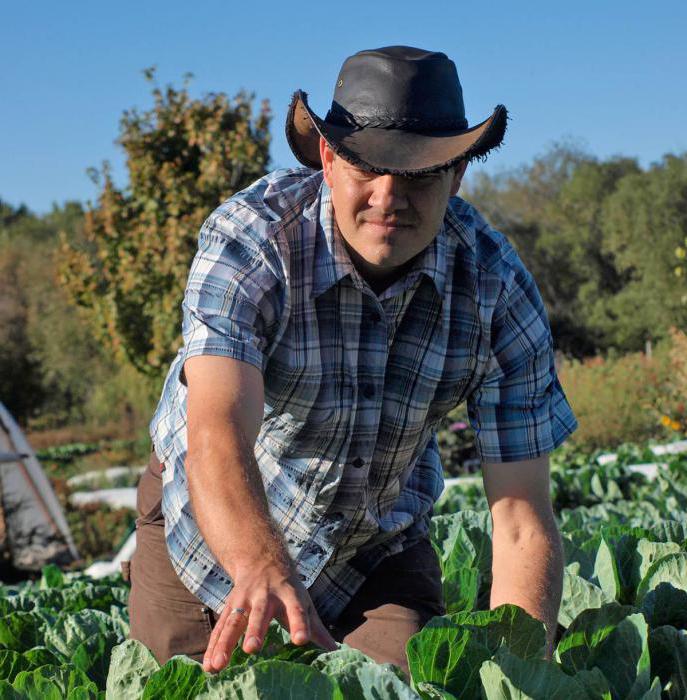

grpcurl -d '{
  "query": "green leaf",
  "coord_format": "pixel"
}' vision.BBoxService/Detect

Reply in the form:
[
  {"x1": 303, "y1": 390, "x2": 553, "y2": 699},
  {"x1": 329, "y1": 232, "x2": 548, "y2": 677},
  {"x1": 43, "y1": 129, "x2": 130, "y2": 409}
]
[
  {"x1": 40, "y1": 565, "x2": 65, "y2": 590},
  {"x1": 106, "y1": 639, "x2": 160, "y2": 699},
  {"x1": 0, "y1": 612, "x2": 45, "y2": 652},
  {"x1": 586, "y1": 613, "x2": 651, "y2": 700},
  {"x1": 406, "y1": 620, "x2": 482, "y2": 698},
  {"x1": 559, "y1": 569, "x2": 614, "y2": 628},
  {"x1": 574, "y1": 668, "x2": 613, "y2": 700},
  {"x1": 593, "y1": 537, "x2": 621, "y2": 600},
  {"x1": 556, "y1": 602, "x2": 636, "y2": 674},
  {"x1": 197, "y1": 659, "x2": 344, "y2": 699},
  {"x1": 23, "y1": 646, "x2": 61, "y2": 668},
  {"x1": 0, "y1": 595, "x2": 34, "y2": 616},
  {"x1": 636, "y1": 552, "x2": 687, "y2": 604},
  {"x1": 0, "y1": 650, "x2": 32, "y2": 683},
  {"x1": 141, "y1": 656, "x2": 207, "y2": 699},
  {"x1": 648, "y1": 625, "x2": 687, "y2": 698},
  {"x1": 415, "y1": 682, "x2": 459, "y2": 699},
  {"x1": 13, "y1": 665, "x2": 98, "y2": 698},
  {"x1": 635, "y1": 540, "x2": 682, "y2": 584},
  {"x1": 313, "y1": 646, "x2": 415, "y2": 698},
  {"x1": 636, "y1": 676, "x2": 662, "y2": 699},
  {"x1": 72, "y1": 631, "x2": 121, "y2": 687},
  {"x1": 28, "y1": 589, "x2": 66, "y2": 612},
  {"x1": 44, "y1": 610, "x2": 125, "y2": 660},
  {"x1": 430, "y1": 511, "x2": 492, "y2": 587},
  {"x1": 479, "y1": 646, "x2": 609, "y2": 700},
  {"x1": 0, "y1": 679, "x2": 21, "y2": 699},
  {"x1": 562, "y1": 534, "x2": 598, "y2": 580},
  {"x1": 447, "y1": 605, "x2": 547, "y2": 660},
  {"x1": 442, "y1": 565, "x2": 479, "y2": 615},
  {"x1": 646, "y1": 520, "x2": 687, "y2": 544},
  {"x1": 228, "y1": 619, "x2": 322, "y2": 667},
  {"x1": 62, "y1": 584, "x2": 123, "y2": 615},
  {"x1": 355, "y1": 663, "x2": 420, "y2": 699},
  {"x1": 640, "y1": 582, "x2": 687, "y2": 628}
]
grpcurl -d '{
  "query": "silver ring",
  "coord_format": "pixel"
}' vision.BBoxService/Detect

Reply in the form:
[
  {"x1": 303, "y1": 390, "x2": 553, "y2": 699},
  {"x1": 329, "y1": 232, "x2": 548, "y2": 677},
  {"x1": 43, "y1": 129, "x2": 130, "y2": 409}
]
[{"x1": 230, "y1": 607, "x2": 249, "y2": 621}]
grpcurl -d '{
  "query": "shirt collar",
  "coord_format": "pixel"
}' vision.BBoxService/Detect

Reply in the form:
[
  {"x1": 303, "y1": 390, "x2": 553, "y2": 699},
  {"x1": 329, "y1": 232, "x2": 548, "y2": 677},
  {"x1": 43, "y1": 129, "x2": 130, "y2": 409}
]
[
  {"x1": 310, "y1": 179, "x2": 448, "y2": 305},
  {"x1": 310, "y1": 181, "x2": 357, "y2": 299}
]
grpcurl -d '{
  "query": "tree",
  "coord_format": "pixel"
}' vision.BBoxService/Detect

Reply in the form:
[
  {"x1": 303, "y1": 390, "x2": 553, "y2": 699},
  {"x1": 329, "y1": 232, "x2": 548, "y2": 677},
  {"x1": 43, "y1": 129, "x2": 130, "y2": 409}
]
[
  {"x1": 600, "y1": 153, "x2": 687, "y2": 347},
  {"x1": 57, "y1": 69, "x2": 272, "y2": 379},
  {"x1": 0, "y1": 200, "x2": 114, "y2": 427},
  {"x1": 0, "y1": 242, "x2": 44, "y2": 424},
  {"x1": 538, "y1": 155, "x2": 641, "y2": 354}
]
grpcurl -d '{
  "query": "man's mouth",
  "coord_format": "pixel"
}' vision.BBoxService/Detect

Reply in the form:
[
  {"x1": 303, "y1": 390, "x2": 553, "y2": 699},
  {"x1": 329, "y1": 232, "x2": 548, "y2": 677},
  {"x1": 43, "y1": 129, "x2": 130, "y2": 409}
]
[{"x1": 365, "y1": 220, "x2": 411, "y2": 231}]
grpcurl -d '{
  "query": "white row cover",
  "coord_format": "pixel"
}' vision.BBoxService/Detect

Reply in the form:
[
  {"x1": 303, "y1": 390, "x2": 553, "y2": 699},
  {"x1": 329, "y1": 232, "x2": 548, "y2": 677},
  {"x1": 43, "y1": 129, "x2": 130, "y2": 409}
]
[{"x1": 67, "y1": 465, "x2": 146, "y2": 488}]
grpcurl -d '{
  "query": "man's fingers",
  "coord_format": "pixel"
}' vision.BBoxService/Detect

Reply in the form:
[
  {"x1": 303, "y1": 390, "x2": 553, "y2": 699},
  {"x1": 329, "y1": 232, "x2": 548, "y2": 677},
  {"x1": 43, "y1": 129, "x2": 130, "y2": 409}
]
[
  {"x1": 242, "y1": 598, "x2": 273, "y2": 654},
  {"x1": 282, "y1": 595, "x2": 311, "y2": 646},
  {"x1": 203, "y1": 602, "x2": 249, "y2": 672},
  {"x1": 309, "y1": 614, "x2": 339, "y2": 651},
  {"x1": 203, "y1": 604, "x2": 228, "y2": 671}
]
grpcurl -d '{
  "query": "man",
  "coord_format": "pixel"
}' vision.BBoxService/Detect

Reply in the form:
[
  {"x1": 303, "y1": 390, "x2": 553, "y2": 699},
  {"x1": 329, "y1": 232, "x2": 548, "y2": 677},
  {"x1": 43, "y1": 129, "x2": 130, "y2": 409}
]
[{"x1": 127, "y1": 45, "x2": 578, "y2": 676}]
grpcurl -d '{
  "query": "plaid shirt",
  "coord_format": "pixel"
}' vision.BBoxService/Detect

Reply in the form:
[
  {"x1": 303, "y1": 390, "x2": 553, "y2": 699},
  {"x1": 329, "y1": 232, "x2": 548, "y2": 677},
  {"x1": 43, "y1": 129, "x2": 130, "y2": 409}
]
[{"x1": 149, "y1": 167, "x2": 578, "y2": 622}]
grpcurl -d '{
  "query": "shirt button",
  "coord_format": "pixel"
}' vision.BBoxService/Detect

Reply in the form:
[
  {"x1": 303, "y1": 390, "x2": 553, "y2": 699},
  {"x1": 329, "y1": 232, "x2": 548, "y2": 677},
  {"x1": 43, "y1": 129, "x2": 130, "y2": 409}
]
[
  {"x1": 363, "y1": 384, "x2": 375, "y2": 399},
  {"x1": 352, "y1": 457, "x2": 365, "y2": 468},
  {"x1": 369, "y1": 311, "x2": 382, "y2": 324}
]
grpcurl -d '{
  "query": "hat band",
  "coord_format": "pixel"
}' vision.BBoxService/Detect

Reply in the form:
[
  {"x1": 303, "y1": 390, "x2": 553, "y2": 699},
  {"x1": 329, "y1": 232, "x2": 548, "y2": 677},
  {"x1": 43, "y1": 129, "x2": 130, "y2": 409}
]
[{"x1": 325, "y1": 105, "x2": 468, "y2": 132}]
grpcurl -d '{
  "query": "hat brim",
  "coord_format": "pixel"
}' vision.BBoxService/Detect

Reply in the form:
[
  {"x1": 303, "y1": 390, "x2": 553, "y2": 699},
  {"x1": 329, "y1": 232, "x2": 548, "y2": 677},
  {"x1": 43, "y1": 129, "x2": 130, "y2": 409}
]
[{"x1": 286, "y1": 90, "x2": 508, "y2": 175}]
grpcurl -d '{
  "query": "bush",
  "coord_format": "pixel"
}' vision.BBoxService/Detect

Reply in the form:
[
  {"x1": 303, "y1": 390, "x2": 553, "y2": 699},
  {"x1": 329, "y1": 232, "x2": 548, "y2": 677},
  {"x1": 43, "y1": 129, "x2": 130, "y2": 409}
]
[
  {"x1": 557, "y1": 340, "x2": 675, "y2": 452},
  {"x1": 655, "y1": 326, "x2": 687, "y2": 434}
]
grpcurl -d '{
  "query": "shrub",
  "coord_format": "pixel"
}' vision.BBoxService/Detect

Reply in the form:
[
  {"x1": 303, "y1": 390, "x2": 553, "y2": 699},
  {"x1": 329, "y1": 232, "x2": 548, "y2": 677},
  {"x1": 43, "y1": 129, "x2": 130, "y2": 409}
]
[{"x1": 557, "y1": 341, "x2": 674, "y2": 451}]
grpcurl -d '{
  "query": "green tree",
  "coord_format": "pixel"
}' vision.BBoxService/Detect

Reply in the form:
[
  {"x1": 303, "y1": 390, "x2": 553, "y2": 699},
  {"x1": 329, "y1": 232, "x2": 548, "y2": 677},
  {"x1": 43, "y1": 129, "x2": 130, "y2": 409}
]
[
  {"x1": 57, "y1": 69, "x2": 272, "y2": 379},
  {"x1": 463, "y1": 144, "x2": 687, "y2": 357},
  {"x1": 538, "y1": 155, "x2": 641, "y2": 354},
  {"x1": 600, "y1": 153, "x2": 687, "y2": 347},
  {"x1": 0, "y1": 240, "x2": 45, "y2": 424},
  {"x1": 0, "y1": 199, "x2": 117, "y2": 427}
]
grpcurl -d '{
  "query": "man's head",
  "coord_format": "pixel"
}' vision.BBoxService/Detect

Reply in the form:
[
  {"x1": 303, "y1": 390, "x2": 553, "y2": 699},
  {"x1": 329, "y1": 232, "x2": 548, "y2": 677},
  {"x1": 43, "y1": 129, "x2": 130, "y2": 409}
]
[
  {"x1": 286, "y1": 44, "x2": 507, "y2": 288},
  {"x1": 320, "y1": 138, "x2": 467, "y2": 287},
  {"x1": 286, "y1": 45, "x2": 507, "y2": 176}
]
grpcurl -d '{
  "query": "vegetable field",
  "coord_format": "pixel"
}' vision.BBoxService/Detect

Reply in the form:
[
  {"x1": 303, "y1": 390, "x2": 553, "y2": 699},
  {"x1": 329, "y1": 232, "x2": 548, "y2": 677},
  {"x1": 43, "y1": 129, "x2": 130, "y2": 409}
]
[{"x1": 2, "y1": 441, "x2": 687, "y2": 698}]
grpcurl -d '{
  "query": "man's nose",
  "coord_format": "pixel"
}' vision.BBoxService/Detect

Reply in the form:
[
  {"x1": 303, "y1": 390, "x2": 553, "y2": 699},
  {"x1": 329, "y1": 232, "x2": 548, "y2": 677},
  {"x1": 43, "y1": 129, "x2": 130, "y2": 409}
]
[{"x1": 368, "y1": 174, "x2": 408, "y2": 213}]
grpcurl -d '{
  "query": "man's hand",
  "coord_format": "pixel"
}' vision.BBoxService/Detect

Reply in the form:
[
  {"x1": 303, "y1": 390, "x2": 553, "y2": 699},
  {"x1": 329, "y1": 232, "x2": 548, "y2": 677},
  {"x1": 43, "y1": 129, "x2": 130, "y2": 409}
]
[
  {"x1": 184, "y1": 354, "x2": 337, "y2": 674},
  {"x1": 203, "y1": 560, "x2": 337, "y2": 673},
  {"x1": 482, "y1": 454, "x2": 564, "y2": 660}
]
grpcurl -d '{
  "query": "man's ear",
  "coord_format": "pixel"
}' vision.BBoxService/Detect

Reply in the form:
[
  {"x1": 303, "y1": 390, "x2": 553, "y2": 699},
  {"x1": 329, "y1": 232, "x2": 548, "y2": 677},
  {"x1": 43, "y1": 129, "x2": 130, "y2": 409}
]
[
  {"x1": 320, "y1": 137, "x2": 335, "y2": 187},
  {"x1": 450, "y1": 159, "x2": 468, "y2": 196}
]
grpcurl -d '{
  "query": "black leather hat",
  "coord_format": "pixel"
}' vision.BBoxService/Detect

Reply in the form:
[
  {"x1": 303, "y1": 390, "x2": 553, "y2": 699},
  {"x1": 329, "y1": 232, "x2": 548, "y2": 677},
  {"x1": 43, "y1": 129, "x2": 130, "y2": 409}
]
[{"x1": 286, "y1": 45, "x2": 508, "y2": 176}]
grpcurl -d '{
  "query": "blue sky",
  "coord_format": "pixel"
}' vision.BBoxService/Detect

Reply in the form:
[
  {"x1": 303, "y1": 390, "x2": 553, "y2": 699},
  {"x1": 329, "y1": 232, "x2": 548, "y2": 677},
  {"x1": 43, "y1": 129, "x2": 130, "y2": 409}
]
[{"x1": 2, "y1": 1, "x2": 685, "y2": 214}]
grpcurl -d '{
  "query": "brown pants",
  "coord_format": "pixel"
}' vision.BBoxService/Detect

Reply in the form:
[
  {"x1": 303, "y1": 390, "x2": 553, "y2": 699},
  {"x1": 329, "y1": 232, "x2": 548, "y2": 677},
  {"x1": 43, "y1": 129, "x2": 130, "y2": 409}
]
[{"x1": 125, "y1": 450, "x2": 445, "y2": 675}]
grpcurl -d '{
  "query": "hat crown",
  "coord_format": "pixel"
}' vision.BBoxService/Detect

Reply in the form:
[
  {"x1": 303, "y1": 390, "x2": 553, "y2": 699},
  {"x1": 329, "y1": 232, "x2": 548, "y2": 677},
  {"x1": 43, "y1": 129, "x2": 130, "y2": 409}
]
[{"x1": 327, "y1": 45, "x2": 468, "y2": 131}]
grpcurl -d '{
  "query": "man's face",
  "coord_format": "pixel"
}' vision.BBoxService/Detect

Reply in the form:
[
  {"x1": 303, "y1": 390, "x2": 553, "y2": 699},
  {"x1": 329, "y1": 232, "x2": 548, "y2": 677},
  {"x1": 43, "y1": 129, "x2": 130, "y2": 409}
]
[{"x1": 320, "y1": 137, "x2": 467, "y2": 288}]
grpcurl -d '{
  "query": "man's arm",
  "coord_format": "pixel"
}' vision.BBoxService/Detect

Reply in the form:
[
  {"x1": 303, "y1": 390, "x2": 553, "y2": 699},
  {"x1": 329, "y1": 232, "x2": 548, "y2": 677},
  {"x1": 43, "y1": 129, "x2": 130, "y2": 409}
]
[
  {"x1": 482, "y1": 454, "x2": 563, "y2": 660},
  {"x1": 184, "y1": 355, "x2": 336, "y2": 673}
]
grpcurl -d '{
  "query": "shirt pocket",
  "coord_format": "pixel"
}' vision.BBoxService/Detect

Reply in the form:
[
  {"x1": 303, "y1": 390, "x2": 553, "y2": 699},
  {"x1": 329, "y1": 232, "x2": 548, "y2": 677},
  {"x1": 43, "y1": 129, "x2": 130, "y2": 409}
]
[
  {"x1": 263, "y1": 349, "x2": 353, "y2": 447},
  {"x1": 426, "y1": 371, "x2": 472, "y2": 425}
]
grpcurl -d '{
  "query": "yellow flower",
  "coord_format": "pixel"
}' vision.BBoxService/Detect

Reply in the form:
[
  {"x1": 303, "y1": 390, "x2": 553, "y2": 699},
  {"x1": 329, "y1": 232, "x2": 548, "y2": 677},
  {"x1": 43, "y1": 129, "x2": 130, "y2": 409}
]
[
  {"x1": 676, "y1": 246, "x2": 686, "y2": 259},
  {"x1": 671, "y1": 420, "x2": 682, "y2": 431},
  {"x1": 675, "y1": 266, "x2": 684, "y2": 278},
  {"x1": 661, "y1": 415, "x2": 673, "y2": 427}
]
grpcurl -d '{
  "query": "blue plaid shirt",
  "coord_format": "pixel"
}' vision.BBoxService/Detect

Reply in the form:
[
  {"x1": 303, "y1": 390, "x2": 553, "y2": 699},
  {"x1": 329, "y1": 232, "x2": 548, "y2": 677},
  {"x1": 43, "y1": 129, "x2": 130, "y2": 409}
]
[{"x1": 149, "y1": 167, "x2": 578, "y2": 622}]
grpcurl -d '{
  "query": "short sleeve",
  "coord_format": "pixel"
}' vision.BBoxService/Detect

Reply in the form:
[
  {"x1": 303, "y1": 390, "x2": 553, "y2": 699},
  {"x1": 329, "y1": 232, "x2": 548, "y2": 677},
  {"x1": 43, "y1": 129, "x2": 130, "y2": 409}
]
[
  {"x1": 466, "y1": 247, "x2": 578, "y2": 463},
  {"x1": 180, "y1": 213, "x2": 283, "y2": 379}
]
